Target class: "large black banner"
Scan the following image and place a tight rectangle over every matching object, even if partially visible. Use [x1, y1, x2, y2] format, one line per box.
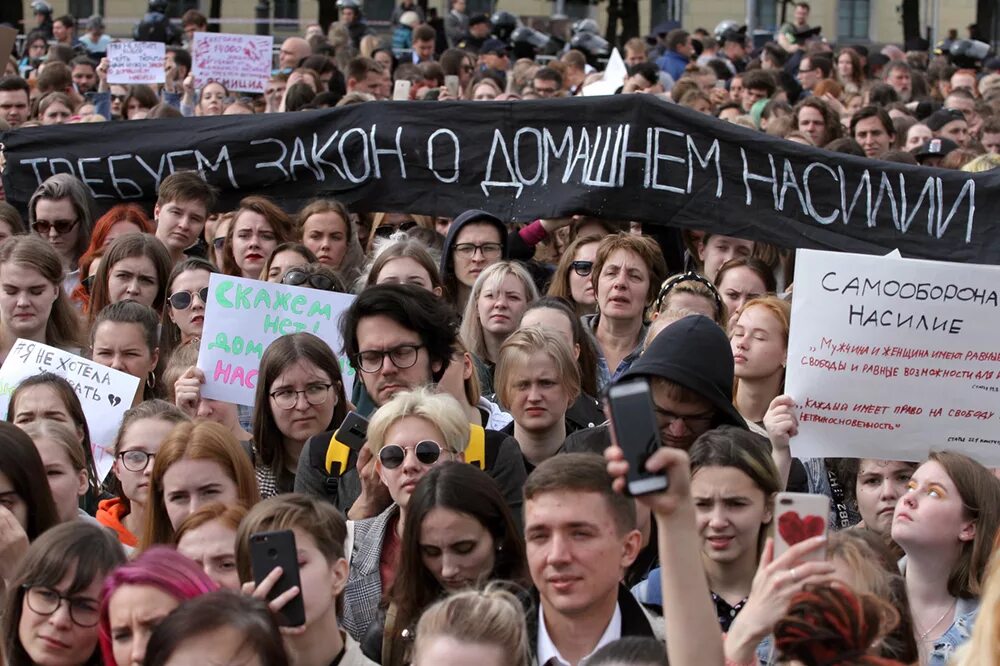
[3, 95, 999, 262]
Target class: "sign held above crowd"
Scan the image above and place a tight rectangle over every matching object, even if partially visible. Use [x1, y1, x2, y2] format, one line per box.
[191, 31, 274, 93]
[3, 96, 999, 262]
[786, 249, 1000, 466]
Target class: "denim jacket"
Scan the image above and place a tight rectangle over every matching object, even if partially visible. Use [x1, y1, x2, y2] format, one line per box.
[926, 597, 978, 666]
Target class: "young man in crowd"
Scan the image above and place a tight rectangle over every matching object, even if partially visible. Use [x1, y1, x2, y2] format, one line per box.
[153, 171, 217, 266]
[851, 105, 896, 159]
[524, 453, 662, 665]
[0, 77, 30, 128]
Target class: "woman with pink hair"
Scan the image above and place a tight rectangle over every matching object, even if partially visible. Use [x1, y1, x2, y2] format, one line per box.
[98, 546, 218, 666]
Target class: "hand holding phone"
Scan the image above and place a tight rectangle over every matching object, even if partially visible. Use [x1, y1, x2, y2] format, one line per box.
[393, 80, 411, 100]
[607, 379, 668, 496]
[249, 530, 306, 626]
[772, 492, 829, 561]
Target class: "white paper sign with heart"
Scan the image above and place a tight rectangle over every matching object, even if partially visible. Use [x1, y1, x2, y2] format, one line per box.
[0, 339, 141, 481]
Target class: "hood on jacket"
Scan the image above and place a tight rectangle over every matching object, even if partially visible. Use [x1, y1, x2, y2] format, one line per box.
[619, 314, 747, 429]
[439, 209, 508, 283]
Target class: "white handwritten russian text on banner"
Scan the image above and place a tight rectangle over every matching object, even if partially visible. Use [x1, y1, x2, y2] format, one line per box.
[0, 340, 141, 480]
[191, 32, 273, 93]
[108, 41, 166, 84]
[785, 249, 1000, 466]
[197, 274, 356, 406]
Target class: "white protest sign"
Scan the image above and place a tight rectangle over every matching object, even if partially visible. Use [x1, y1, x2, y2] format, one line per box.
[191, 32, 274, 93]
[582, 48, 627, 97]
[107, 41, 166, 84]
[197, 274, 356, 406]
[0, 340, 141, 480]
[785, 249, 1000, 466]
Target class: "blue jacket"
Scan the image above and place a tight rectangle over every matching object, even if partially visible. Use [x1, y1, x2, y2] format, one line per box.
[657, 49, 689, 81]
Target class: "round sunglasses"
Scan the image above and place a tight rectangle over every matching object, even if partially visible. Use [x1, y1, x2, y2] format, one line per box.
[168, 287, 209, 310]
[378, 440, 445, 469]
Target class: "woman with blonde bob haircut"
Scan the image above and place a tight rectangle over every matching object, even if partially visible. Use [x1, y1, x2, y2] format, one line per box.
[459, 261, 539, 395]
[495, 327, 580, 468]
[412, 583, 529, 666]
[342, 387, 469, 642]
[141, 420, 260, 549]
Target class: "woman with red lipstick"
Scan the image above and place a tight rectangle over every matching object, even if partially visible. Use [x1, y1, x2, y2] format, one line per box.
[2, 522, 125, 666]
[731, 296, 790, 427]
[890, 452, 1000, 666]
[459, 261, 538, 395]
[220, 196, 295, 281]
[0, 235, 84, 365]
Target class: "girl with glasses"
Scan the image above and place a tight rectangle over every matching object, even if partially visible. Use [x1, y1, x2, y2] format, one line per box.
[546, 234, 603, 317]
[0, 235, 84, 365]
[85, 234, 171, 326]
[251, 333, 348, 498]
[97, 401, 189, 552]
[0, 421, 61, 588]
[370, 462, 528, 665]
[342, 387, 469, 642]
[98, 547, 218, 666]
[1, 521, 126, 666]
[141, 420, 259, 549]
[164, 257, 218, 348]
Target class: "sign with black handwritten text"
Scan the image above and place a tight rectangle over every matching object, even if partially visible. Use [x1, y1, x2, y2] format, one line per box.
[0, 340, 141, 480]
[191, 31, 273, 93]
[107, 41, 166, 84]
[4, 96, 999, 263]
[785, 249, 1000, 466]
[196, 274, 356, 406]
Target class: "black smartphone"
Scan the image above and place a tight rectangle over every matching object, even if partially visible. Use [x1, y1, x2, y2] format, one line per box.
[335, 411, 369, 451]
[607, 378, 669, 496]
[249, 530, 306, 627]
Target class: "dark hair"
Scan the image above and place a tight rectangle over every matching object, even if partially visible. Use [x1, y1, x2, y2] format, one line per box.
[156, 170, 217, 212]
[123, 84, 159, 118]
[826, 137, 866, 156]
[587, 637, 668, 665]
[259, 241, 318, 281]
[524, 453, 637, 533]
[0, 421, 60, 539]
[341, 284, 458, 383]
[144, 590, 288, 666]
[284, 82, 316, 111]
[390, 462, 528, 642]
[91, 300, 164, 399]
[413, 24, 436, 43]
[794, 97, 844, 145]
[713, 256, 777, 294]
[742, 69, 777, 97]
[523, 296, 599, 397]
[0, 201, 25, 235]
[2, 522, 126, 666]
[27, 173, 95, 269]
[628, 61, 661, 86]
[666, 29, 690, 52]
[163, 256, 219, 347]
[8, 372, 99, 503]
[251, 333, 348, 477]
[851, 105, 896, 139]
[534, 66, 563, 88]
[866, 83, 900, 107]
[166, 46, 192, 73]
[0, 75, 30, 97]
[804, 54, 833, 78]
[222, 196, 296, 276]
[87, 233, 172, 324]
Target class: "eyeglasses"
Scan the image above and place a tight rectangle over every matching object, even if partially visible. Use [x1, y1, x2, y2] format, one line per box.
[269, 383, 334, 409]
[571, 260, 593, 277]
[281, 270, 336, 292]
[453, 242, 502, 259]
[374, 220, 418, 238]
[378, 440, 446, 469]
[23, 586, 100, 627]
[212, 237, 226, 251]
[32, 219, 79, 236]
[117, 450, 155, 472]
[111, 94, 126, 102]
[654, 407, 715, 432]
[354, 344, 422, 373]
[168, 288, 209, 310]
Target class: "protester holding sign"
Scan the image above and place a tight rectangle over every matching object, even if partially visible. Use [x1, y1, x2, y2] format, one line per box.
[0, 235, 84, 365]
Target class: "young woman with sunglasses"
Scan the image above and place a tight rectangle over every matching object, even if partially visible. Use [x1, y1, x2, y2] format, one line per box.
[97, 401, 189, 551]
[141, 420, 259, 548]
[366, 213, 423, 253]
[259, 242, 317, 283]
[8, 372, 101, 515]
[26, 173, 95, 295]
[220, 197, 296, 280]
[1, 521, 126, 666]
[164, 257, 218, 347]
[0, 421, 61, 588]
[546, 234, 602, 317]
[369, 462, 528, 665]
[279, 262, 347, 293]
[298, 198, 365, 285]
[342, 387, 469, 642]
[85, 234, 172, 324]
[0, 235, 84, 365]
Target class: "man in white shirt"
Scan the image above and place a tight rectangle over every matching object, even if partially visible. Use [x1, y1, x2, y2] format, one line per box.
[524, 453, 661, 666]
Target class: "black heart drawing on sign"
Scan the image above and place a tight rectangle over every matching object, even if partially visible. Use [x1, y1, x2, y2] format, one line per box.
[108, 394, 122, 407]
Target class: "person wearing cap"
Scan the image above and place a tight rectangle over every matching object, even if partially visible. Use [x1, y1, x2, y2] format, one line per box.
[392, 11, 421, 51]
[720, 29, 748, 74]
[31, 1, 54, 40]
[79, 16, 112, 56]
[850, 105, 896, 159]
[336, 0, 373, 49]
[914, 137, 959, 167]
[926, 108, 970, 148]
[479, 38, 511, 71]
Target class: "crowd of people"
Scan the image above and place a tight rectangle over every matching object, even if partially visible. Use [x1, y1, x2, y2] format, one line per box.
[0, 2, 999, 666]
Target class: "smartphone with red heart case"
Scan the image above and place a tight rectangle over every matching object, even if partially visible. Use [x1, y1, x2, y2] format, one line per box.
[773, 492, 830, 561]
